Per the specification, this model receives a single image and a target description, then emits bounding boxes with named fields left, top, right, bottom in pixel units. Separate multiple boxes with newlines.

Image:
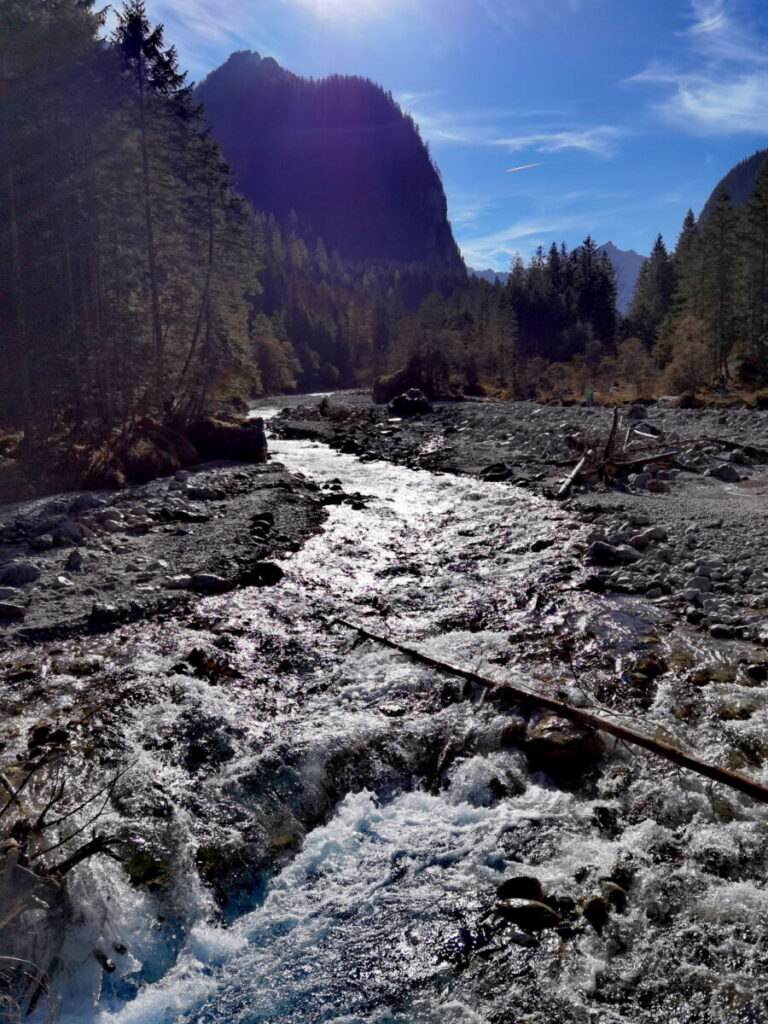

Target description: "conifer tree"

left=628, top=234, right=676, bottom=346
left=740, top=161, right=768, bottom=374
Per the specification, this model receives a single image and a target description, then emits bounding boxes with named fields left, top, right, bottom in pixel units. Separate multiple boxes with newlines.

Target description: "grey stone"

left=30, top=534, right=55, bottom=551
left=163, top=575, right=193, bottom=590
left=0, top=562, right=40, bottom=587
left=190, top=574, right=236, bottom=595
left=589, top=541, right=641, bottom=567
left=630, top=472, right=653, bottom=490
left=0, top=602, right=26, bottom=619
left=689, top=576, right=712, bottom=592
left=706, top=464, right=741, bottom=483
left=710, top=623, right=735, bottom=639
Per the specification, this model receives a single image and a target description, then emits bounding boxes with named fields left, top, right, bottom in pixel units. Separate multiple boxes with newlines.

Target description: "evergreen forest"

left=3, top=0, right=768, bottom=480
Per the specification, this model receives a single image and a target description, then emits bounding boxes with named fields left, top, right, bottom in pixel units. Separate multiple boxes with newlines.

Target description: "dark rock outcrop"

left=195, top=51, right=463, bottom=270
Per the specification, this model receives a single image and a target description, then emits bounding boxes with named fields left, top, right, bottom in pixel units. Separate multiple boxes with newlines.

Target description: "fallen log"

left=556, top=453, right=589, bottom=499
left=338, top=619, right=768, bottom=805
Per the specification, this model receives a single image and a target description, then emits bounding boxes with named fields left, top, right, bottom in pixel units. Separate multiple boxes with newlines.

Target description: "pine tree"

left=628, top=234, right=676, bottom=346
left=740, top=161, right=768, bottom=375
left=113, top=0, right=186, bottom=406
left=693, top=189, right=740, bottom=375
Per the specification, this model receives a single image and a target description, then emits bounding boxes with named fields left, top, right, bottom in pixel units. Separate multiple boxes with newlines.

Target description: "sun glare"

left=290, top=0, right=402, bottom=22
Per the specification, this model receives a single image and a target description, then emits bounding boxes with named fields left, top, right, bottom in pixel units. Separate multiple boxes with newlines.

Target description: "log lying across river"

left=338, top=618, right=768, bottom=805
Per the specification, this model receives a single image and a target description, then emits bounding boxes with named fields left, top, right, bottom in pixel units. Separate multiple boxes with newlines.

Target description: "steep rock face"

left=196, top=51, right=463, bottom=270
left=700, top=148, right=768, bottom=221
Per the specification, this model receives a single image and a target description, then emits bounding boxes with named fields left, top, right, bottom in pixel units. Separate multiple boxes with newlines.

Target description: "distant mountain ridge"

left=196, top=51, right=463, bottom=270
left=468, top=241, right=645, bottom=313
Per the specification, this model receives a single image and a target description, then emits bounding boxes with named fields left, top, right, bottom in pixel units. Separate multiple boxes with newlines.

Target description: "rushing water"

left=18, top=398, right=768, bottom=1023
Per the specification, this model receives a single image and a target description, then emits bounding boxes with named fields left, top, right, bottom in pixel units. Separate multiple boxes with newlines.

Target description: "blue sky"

left=133, top=0, right=768, bottom=269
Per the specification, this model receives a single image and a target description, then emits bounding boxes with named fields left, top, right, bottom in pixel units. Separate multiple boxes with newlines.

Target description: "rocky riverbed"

left=2, top=394, right=768, bottom=1023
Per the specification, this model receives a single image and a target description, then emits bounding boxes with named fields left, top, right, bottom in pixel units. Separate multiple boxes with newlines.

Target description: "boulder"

left=0, top=562, right=40, bottom=587
left=494, top=898, right=561, bottom=931
left=496, top=876, right=544, bottom=902
left=523, top=713, right=603, bottom=770
left=186, top=417, right=268, bottom=463
left=706, top=464, right=741, bottom=483
left=388, top=389, right=434, bottom=417
left=238, top=562, right=284, bottom=588
left=626, top=404, right=647, bottom=420
left=588, top=541, right=641, bottom=567
left=0, top=602, right=26, bottom=619
left=190, top=574, right=236, bottom=595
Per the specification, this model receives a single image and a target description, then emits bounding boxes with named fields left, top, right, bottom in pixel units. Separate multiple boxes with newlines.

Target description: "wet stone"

left=496, top=876, right=543, bottom=902
left=494, top=898, right=561, bottom=931
left=190, top=574, right=237, bottom=595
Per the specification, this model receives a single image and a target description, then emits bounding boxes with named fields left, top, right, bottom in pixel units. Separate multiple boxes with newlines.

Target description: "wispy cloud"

left=493, top=126, right=624, bottom=157
left=630, top=0, right=768, bottom=135
left=152, top=1, right=283, bottom=75
left=475, top=0, right=600, bottom=36
left=459, top=215, right=588, bottom=268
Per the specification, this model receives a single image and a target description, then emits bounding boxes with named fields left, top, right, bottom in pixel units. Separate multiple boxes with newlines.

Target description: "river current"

left=27, top=399, right=768, bottom=1023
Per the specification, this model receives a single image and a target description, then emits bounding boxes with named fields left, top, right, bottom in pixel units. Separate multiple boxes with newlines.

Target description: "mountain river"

left=15, top=399, right=768, bottom=1024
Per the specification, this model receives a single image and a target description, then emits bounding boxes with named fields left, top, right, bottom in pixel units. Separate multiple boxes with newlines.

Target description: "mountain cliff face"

left=700, top=148, right=768, bottom=221
left=196, top=51, right=463, bottom=270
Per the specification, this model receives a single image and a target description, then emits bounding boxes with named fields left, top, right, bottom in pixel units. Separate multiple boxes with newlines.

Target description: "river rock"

left=388, top=389, right=433, bottom=417
left=0, top=562, right=40, bottom=587
left=496, top=876, right=544, bottom=902
left=588, top=541, right=641, bottom=567
left=0, top=602, right=27, bottom=619
left=710, top=623, right=735, bottom=639
left=30, top=534, right=55, bottom=551
left=646, top=479, right=671, bottom=494
left=164, top=575, right=193, bottom=590
left=523, top=713, right=603, bottom=769
left=494, top=898, right=561, bottom=930
left=706, top=464, right=741, bottom=483
left=581, top=894, right=610, bottom=933
left=238, top=562, right=284, bottom=588
left=66, top=550, right=84, bottom=572
left=190, top=573, right=236, bottom=595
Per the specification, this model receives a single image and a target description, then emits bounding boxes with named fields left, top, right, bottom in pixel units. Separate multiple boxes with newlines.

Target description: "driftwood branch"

left=338, top=618, right=768, bottom=805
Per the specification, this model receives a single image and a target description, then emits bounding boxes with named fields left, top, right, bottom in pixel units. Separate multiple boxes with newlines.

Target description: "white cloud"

left=492, top=126, right=623, bottom=157
left=660, top=71, right=768, bottom=134
left=458, top=215, right=587, bottom=268
left=631, top=0, right=768, bottom=135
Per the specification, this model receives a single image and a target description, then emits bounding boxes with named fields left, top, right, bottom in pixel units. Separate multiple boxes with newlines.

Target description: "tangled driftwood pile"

left=555, top=406, right=768, bottom=498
